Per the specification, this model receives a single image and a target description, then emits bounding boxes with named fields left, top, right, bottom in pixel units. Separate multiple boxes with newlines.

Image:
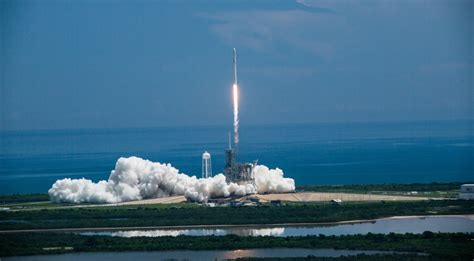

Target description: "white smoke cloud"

left=48, top=156, right=295, bottom=203
left=253, top=165, right=295, bottom=194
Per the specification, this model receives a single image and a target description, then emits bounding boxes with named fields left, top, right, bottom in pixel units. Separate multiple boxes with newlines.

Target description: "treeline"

left=0, top=232, right=472, bottom=259
left=0, top=200, right=473, bottom=231
left=0, top=193, right=49, bottom=204
left=234, top=254, right=452, bottom=261
left=233, top=253, right=458, bottom=261
left=297, top=182, right=468, bottom=193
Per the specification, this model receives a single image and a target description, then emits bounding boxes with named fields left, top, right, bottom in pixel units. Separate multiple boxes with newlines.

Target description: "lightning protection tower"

left=202, top=151, right=212, bottom=178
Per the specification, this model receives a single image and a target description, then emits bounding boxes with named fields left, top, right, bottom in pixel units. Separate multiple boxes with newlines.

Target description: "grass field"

left=0, top=200, right=472, bottom=231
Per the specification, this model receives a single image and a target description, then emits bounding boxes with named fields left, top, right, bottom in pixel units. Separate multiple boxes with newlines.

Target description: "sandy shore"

left=111, top=195, right=187, bottom=206
left=252, top=192, right=429, bottom=203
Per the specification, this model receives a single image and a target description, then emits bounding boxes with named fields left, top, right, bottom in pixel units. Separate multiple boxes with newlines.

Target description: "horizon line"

left=1, top=118, right=473, bottom=133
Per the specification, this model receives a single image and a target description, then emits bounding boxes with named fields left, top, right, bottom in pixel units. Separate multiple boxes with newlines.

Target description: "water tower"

left=202, top=151, right=212, bottom=178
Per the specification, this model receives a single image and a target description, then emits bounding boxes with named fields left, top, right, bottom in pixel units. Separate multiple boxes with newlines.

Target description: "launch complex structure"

left=223, top=48, right=257, bottom=187
left=224, top=133, right=256, bottom=186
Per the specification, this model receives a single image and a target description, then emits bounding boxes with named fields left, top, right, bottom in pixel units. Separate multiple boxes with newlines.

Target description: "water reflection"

left=2, top=248, right=408, bottom=261
left=229, top=227, right=285, bottom=237
left=79, top=215, right=474, bottom=238
left=81, top=227, right=285, bottom=237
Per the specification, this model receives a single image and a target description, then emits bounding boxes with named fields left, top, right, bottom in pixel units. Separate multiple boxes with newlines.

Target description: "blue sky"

left=1, top=0, right=472, bottom=130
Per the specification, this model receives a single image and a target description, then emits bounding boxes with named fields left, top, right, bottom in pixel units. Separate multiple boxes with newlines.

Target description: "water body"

left=79, top=215, right=474, bottom=237
left=1, top=121, right=473, bottom=194
left=1, top=248, right=413, bottom=261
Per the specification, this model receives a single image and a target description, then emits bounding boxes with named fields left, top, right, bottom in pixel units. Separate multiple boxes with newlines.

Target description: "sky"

left=0, top=0, right=472, bottom=130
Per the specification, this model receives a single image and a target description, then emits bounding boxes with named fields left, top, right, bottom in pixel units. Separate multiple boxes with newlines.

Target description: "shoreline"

left=1, top=214, right=472, bottom=234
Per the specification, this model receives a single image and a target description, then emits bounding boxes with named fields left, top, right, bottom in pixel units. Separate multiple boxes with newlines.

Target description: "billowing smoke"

left=48, top=156, right=295, bottom=203
left=253, top=165, right=295, bottom=194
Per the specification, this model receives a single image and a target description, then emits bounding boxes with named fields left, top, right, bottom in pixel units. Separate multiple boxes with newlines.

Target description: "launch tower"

left=224, top=133, right=255, bottom=185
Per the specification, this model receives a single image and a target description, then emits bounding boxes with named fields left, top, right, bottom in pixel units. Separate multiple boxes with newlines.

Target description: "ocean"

left=0, top=120, right=472, bottom=194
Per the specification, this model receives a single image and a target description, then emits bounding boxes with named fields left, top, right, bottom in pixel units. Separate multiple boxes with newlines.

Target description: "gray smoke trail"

left=233, top=83, right=239, bottom=145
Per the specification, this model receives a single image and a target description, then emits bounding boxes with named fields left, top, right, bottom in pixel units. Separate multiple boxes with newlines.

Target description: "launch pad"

left=224, top=139, right=256, bottom=186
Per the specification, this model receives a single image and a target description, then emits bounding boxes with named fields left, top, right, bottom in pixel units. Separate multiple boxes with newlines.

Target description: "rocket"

left=233, top=48, right=238, bottom=85
left=232, top=48, right=239, bottom=147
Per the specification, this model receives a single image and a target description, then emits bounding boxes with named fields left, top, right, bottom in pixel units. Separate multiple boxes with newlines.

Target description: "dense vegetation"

left=0, top=232, right=472, bottom=259
left=0, top=185, right=471, bottom=259
left=298, top=182, right=466, bottom=193
left=0, top=200, right=472, bottom=231
left=234, top=253, right=459, bottom=261
left=298, top=182, right=468, bottom=198
left=0, top=193, right=49, bottom=204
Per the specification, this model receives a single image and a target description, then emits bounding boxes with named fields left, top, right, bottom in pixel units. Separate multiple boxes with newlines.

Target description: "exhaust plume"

left=233, top=83, right=239, bottom=145
left=48, top=156, right=295, bottom=203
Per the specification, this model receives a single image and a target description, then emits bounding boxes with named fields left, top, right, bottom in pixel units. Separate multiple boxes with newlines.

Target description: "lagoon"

left=78, top=215, right=474, bottom=238
left=2, top=248, right=417, bottom=261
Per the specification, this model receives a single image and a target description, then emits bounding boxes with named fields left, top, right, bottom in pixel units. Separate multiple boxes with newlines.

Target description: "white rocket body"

left=233, top=48, right=237, bottom=85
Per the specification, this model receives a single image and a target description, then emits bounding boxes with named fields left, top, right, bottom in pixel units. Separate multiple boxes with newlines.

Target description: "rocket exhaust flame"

left=232, top=48, right=239, bottom=145
left=233, top=83, right=239, bottom=145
